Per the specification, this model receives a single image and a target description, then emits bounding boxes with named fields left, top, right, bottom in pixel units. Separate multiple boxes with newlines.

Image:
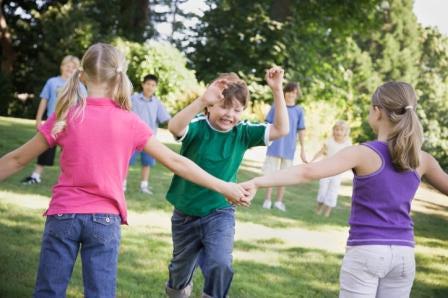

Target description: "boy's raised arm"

left=266, top=67, right=289, bottom=141
left=168, top=79, right=229, bottom=138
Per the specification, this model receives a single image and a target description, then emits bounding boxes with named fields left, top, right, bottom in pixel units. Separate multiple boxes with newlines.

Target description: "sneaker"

left=21, top=176, right=41, bottom=185
left=274, top=201, right=286, bottom=212
left=140, top=186, right=153, bottom=195
left=262, top=200, right=272, bottom=209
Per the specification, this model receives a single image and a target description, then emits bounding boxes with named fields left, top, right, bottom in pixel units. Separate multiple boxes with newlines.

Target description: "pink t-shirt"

left=38, top=97, right=153, bottom=224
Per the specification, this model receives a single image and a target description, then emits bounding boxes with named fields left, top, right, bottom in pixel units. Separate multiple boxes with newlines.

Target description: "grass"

left=0, top=116, right=447, bottom=297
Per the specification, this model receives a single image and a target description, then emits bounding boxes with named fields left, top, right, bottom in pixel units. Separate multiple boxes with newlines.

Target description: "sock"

left=140, top=181, right=148, bottom=189
left=31, top=172, right=41, bottom=181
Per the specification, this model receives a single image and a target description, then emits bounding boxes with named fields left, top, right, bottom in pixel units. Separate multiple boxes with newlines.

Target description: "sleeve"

left=156, top=100, right=171, bottom=124
left=39, top=79, right=52, bottom=100
left=79, top=83, right=88, bottom=97
left=265, top=106, right=275, bottom=123
left=132, top=116, right=154, bottom=151
left=37, top=114, right=58, bottom=147
left=176, top=116, right=202, bottom=145
left=243, top=121, right=270, bottom=148
left=297, top=107, right=305, bottom=130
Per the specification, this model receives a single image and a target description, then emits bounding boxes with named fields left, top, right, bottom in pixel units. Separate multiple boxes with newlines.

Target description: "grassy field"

left=0, top=116, right=447, bottom=297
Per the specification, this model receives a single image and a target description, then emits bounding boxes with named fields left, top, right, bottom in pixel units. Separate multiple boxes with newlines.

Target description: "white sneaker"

left=262, top=200, right=272, bottom=209
left=140, top=186, right=153, bottom=195
left=274, top=201, right=286, bottom=212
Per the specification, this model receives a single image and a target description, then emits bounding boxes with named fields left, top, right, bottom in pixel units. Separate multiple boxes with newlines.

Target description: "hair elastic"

left=78, top=67, right=84, bottom=72
left=116, top=67, right=123, bottom=73
left=405, top=105, right=413, bottom=110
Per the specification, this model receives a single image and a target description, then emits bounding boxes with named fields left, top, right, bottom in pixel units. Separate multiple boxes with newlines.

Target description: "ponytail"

left=372, top=82, right=423, bottom=171
left=52, top=69, right=86, bottom=137
left=114, top=69, right=132, bottom=111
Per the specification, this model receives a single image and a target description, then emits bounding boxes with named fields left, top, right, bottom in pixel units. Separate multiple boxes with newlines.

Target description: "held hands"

left=223, top=182, right=251, bottom=207
left=200, top=79, right=229, bottom=107
left=265, top=66, right=284, bottom=91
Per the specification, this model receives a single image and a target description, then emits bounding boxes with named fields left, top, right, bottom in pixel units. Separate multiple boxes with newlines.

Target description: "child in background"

left=0, top=43, right=248, bottom=297
left=262, top=82, right=306, bottom=211
left=241, top=81, right=448, bottom=297
left=124, top=74, right=171, bottom=194
left=21, top=55, right=83, bottom=184
left=312, top=120, right=351, bottom=217
left=165, top=67, right=289, bottom=298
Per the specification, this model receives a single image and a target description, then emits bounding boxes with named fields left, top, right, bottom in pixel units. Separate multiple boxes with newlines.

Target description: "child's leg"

left=262, top=156, right=280, bottom=208
left=201, top=207, right=235, bottom=298
left=166, top=210, right=203, bottom=297
left=323, top=205, right=333, bottom=217
left=80, top=214, right=121, bottom=298
left=275, top=159, right=293, bottom=204
left=140, top=153, right=156, bottom=194
left=316, top=178, right=330, bottom=214
left=323, top=176, right=341, bottom=217
left=275, top=186, right=285, bottom=202
left=376, top=246, right=415, bottom=298
left=34, top=214, right=81, bottom=298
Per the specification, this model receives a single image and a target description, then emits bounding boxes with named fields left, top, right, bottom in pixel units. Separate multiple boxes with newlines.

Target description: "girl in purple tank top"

left=242, top=81, right=448, bottom=298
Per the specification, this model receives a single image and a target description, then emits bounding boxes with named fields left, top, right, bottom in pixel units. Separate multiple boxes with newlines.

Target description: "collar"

left=86, top=97, right=118, bottom=107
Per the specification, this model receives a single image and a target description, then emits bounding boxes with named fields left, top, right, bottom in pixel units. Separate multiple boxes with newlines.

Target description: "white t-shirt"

left=326, top=138, right=351, bottom=156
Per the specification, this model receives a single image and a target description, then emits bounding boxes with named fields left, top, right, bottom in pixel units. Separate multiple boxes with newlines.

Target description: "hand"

left=265, top=66, right=284, bottom=91
left=200, top=79, right=229, bottom=107
left=238, top=180, right=258, bottom=204
left=222, top=182, right=251, bottom=207
left=300, top=149, right=308, bottom=164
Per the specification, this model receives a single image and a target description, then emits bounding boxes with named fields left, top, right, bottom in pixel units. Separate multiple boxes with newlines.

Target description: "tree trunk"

left=0, top=0, right=15, bottom=74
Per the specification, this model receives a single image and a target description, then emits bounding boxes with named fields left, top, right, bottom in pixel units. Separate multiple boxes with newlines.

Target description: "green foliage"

left=113, top=39, right=203, bottom=114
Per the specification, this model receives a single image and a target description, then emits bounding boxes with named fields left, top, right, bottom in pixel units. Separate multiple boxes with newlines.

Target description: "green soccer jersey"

left=166, top=114, right=269, bottom=216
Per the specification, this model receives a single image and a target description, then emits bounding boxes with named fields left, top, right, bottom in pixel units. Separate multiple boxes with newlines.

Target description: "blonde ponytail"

left=372, top=82, right=423, bottom=171
left=52, top=69, right=86, bottom=136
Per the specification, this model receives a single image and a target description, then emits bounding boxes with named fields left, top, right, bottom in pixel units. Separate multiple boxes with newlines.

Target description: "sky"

left=414, top=0, right=448, bottom=35
left=156, top=0, right=448, bottom=38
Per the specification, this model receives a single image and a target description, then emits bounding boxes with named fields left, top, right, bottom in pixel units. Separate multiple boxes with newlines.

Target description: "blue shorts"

left=129, top=151, right=156, bottom=167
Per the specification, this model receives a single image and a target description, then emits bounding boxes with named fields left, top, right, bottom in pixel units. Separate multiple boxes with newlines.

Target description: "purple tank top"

left=347, top=141, right=420, bottom=247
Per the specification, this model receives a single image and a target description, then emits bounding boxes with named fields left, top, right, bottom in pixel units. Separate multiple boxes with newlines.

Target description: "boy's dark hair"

left=143, top=74, right=158, bottom=83
left=217, top=72, right=249, bottom=107
left=284, top=82, right=301, bottom=98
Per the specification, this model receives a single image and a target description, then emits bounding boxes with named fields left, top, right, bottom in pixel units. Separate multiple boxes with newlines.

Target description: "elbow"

left=299, top=164, right=315, bottom=183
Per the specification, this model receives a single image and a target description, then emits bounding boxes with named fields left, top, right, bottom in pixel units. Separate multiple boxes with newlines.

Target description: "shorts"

left=263, top=156, right=293, bottom=174
left=37, top=147, right=57, bottom=166
left=129, top=151, right=156, bottom=167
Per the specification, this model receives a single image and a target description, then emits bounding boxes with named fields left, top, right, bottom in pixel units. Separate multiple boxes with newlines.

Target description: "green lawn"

left=0, top=116, right=447, bottom=297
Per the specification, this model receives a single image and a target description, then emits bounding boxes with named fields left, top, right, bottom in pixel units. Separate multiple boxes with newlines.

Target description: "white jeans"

left=316, top=175, right=342, bottom=208
left=339, top=245, right=415, bottom=298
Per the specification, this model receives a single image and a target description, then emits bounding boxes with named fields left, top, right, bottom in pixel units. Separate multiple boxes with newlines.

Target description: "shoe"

left=140, top=186, right=153, bottom=195
left=21, top=176, right=41, bottom=185
left=262, top=200, right=272, bottom=209
left=274, top=201, right=286, bottom=212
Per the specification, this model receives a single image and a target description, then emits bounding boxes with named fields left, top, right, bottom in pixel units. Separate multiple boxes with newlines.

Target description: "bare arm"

left=311, top=144, right=326, bottom=162
left=266, top=67, right=289, bottom=140
left=168, top=80, right=228, bottom=138
left=35, top=99, right=48, bottom=129
left=0, top=133, right=50, bottom=181
left=419, top=151, right=448, bottom=195
left=143, top=136, right=249, bottom=205
left=298, top=130, right=308, bottom=163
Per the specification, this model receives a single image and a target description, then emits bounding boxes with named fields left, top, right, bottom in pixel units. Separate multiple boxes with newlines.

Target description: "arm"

left=311, top=144, right=326, bottom=162
left=35, top=99, right=48, bottom=129
left=143, top=136, right=249, bottom=205
left=0, top=133, right=50, bottom=181
left=168, top=80, right=228, bottom=138
left=266, top=67, right=289, bottom=140
left=298, top=130, right=308, bottom=163
left=419, top=151, right=448, bottom=195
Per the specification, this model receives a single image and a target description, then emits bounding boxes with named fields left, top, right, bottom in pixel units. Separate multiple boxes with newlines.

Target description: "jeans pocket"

left=92, top=215, right=120, bottom=244
left=46, top=214, right=75, bottom=239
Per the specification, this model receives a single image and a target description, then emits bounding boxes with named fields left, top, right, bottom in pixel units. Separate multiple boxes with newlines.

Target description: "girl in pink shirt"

left=0, top=43, right=248, bottom=297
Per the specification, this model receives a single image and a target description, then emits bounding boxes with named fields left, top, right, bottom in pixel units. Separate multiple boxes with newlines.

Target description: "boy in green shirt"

left=165, top=67, right=289, bottom=298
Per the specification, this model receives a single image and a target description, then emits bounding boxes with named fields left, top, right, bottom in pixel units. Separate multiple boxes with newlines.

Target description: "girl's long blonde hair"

left=52, top=43, right=133, bottom=136
left=372, top=81, right=423, bottom=171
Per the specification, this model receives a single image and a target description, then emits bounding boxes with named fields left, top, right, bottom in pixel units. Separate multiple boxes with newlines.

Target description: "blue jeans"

left=34, top=214, right=121, bottom=298
left=166, top=207, right=235, bottom=298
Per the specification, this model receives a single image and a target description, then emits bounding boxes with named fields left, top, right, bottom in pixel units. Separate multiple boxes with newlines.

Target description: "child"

left=165, top=67, right=289, bottom=297
left=124, top=74, right=171, bottom=194
left=312, top=120, right=351, bottom=217
left=0, top=43, right=249, bottom=297
left=262, top=82, right=306, bottom=211
left=21, top=55, right=83, bottom=184
left=241, top=81, right=448, bottom=297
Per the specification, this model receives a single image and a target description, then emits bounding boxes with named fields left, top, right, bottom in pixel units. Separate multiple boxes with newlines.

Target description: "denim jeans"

left=166, top=207, right=235, bottom=298
left=339, top=245, right=415, bottom=298
left=34, top=213, right=121, bottom=298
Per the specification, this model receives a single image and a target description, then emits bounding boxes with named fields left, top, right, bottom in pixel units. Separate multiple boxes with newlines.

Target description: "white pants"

left=316, top=175, right=342, bottom=208
left=339, top=245, right=415, bottom=298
